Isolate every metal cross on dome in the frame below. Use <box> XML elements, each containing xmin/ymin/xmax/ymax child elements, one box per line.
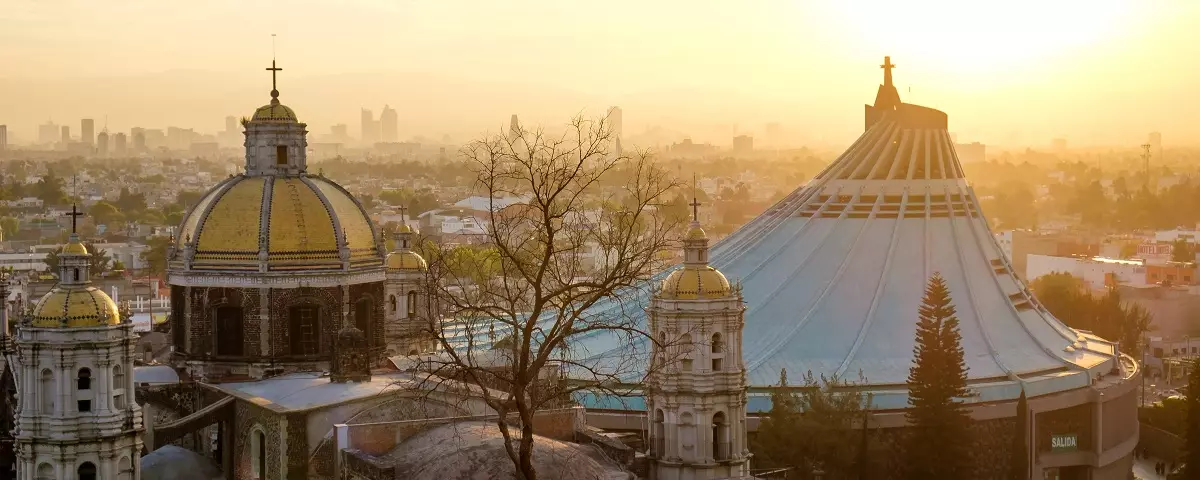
<box><xmin>880</xmin><ymin>56</ymin><xmax>896</xmax><ymax>87</ymax></box>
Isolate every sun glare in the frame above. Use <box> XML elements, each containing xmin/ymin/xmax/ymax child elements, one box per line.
<box><xmin>824</xmin><ymin>0</ymin><xmax>1131</xmax><ymax>77</ymax></box>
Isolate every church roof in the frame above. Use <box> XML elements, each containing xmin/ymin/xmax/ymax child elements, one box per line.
<box><xmin>366</xmin><ymin>421</ymin><xmax>631</xmax><ymax>480</ymax></box>
<box><xmin>464</xmin><ymin>58</ymin><xmax>1122</xmax><ymax>411</ymax></box>
<box><xmin>209</xmin><ymin>371</ymin><xmax>423</xmax><ymax>413</ymax></box>
<box><xmin>251</xmin><ymin>102</ymin><xmax>297</xmax><ymax>122</ymax></box>
<box><xmin>174</xmin><ymin>174</ymin><xmax>381</xmax><ymax>271</ymax></box>
<box><xmin>30</xmin><ymin>285</ymin><xmax>120</xmax><ymax>328</ymax></box>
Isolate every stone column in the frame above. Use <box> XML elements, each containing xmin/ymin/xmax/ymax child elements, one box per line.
<box><xmin>183</xmin><ymin>286</ymin><xmax>192</xmax><ymax>354</ymax></box>
<box><xmin>259</xmin><ymin>288</ymin><xmax>270</xmax><ymax>357</ymax></box>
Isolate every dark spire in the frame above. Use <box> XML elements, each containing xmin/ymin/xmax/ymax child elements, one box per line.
<box><xmin>690</xmin><ymin>174</ymin><xmax>701</xmax><ymax>222</ymax></box>
<box><xmin>266</xmin><ymin>59</ymin><xmax>282</xmax><ymax>105</ymax></box>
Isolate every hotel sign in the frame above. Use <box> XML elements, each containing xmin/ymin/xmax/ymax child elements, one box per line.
<box><xmin>1051</xmin><ymin>434</ymin><xmax>1078</xmax><ymax>452</ymax></box>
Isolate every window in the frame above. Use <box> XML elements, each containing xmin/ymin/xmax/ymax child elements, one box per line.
<box><xmin>681</xmin><ymin>358</ymin><xmax>693</xmax><ymax>371</ymax></box>
<box><xmin>78</xmin><ymin>462</ymin><xmax>97</xmax><ymax>480</ymax></box>
<box><xmin>712</xmin><ymin>357</ymin><xmax>723</xmax><ymax>372</ymax></box>
<box><xmin>288</xmin><ymin>305</ymin><xmax>320</xmax><ymax>356</ymax></box>
<box><xmin>113</xmin><ymin>365</ymin><xmax>125</xmax><ymax>391</ymax></box>
<box><xmin>73</xmin><ymin>268</ymin><xmax>80</xmax><ymax>282</ymax></box>
<box><xmin>78</xmin><ymin>399</ymin><xmax>91</xmax><ymax>412</ymax></box>
<box><xmin>389</xmin><ymin>294</ymin><xmax>397</xmax><ymax>313</ymax></box>
<box><xmin>713</xmin><ymin>412</ymin><xmax>729</xmax><ymax>461</ymax></box>
<box><xmin>77</xmin><ymin>368</ymin><xmax>91</xmax><ymax>390</ymax></box>
<box><xmin>407</xmin><ymin>291</ymin><xmax>418</xmax><ymax>318</ymax></box>
<box><xmin>113</xmin><ymin>365</ymin><xmax>127</xmax><ymax>409</ymax></box>
<box><xmin>36</xmin><ymin>464</ymin><xmax>54</xmax><ymax>480</ymax></box>
<box><xmin>711</xmin><ymin>333</ymin><xmax>723</xmax><ymax>353</ymax></box>
<box><xmin>39</xmin><ymin>369</ymin><xmax>54</xmax><ymax>414</ymax></box>
<box><xmin>276</xmin><ymin>145</ymin><xmax>288</xmax><ymax>165</ymax></box>
<box><xmin>251</xmin><ymin>429</ymin><xmax>267</xmax><ymax>479</ymax></box>
<box><xmin>215</xmin><ymin>306</ymin><xmax>245</xmax><ymax>356</ymax></box>
<box><xmin>117</xmin><ymin>456</ymin><xmax>133</xmax><ymax>480</ymax></box>
<box><xmin>653</xmin><ymin>409</ymin><xmax>665</xmax><ymax>458</ymax></box>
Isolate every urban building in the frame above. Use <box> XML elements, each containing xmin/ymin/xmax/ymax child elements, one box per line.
<box><xmin>60</xmin><ymin>126</ymin><xmax>70</xmax><ymax>146</ymax></box>
<box><xmin>9</xmin><ymin>216</ymin><xmax>144</xmax><ymax>480</ymax></box>
<box><xmin>38</xmin><ymin>122</ymin><xmax>59</xmax><ymax>145</ymax></box>
<box><xmin>608</xmin><ymin>106</ymin><xmax>623</xmax><ymax>138</ymax></box>
<box><xmin>732</xmin><ymin>134</ymin><xmax>753</xmax><ymax>154</ymax></box>
<box><xmin>646</xmin><ymin>212</ymin><xmax>750</xmax><ymax>480</ymax></box>
<box><xmin>96</xmin><ymin>131</ymin><xmax>109</xmax><ymax>157</ymax></box>
<box><xmin>360</xmin><ymin>108</ymin><xmax>378</xmax><ymax>145</ymax></box>
<box><xmin>113</xmin><ymin>132</ymin><xmax>127</xmax><ymax>156</ymax></box>
<box><xmin>562</xmin><ymin>58</ymin><xmax>1139</xmax><ymax>480</ymax></box>
<box><xmin>380</xmin><ymin>104</ymin><xmax>398</xmax><ymax>142</ymax></box>
<box><xmin>0</xmin><ymin>125</ymin><xmax>6</xmax><ymax>151</ymax></box>
<box><xmin>955</xmin><ymin>141</ymin><xmax>986</xmax><ymax>163</ymax></box>
<box><xmin>81</xmin><ymin>118</ymin><xmax>95</xmax><ymax>146</ymax></box>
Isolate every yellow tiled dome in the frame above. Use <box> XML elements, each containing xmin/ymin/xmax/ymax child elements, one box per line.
<box><xmin>685</xmin><ymin>224</ymin><xmax>708</xmax><ymax>241</ymax></box>
<box><xmin>176</xmin><ymin>174</ymin><xmax>381</xmax><ymax>271</ymax></box>
<box><xmin>386</xmin><ymin>250</ymin><xmax>427</xmax><ymax>271</ymax></box>
<box><xmin>660</xmin><ymin>266</ymin><xmax>731</xmax><ymax>299</ymax></box>
<box><xmin>252</xmin><ymin>103</ymin><xmax>297</xmax><ymax>122</ymax></box>
<box><xmin>31</xmin><ymin>286</ymin><xmax>121</xmax><ymax>328</ymax></box>
<box><xmin>61</xmin><ymin>240</ymin><xmax>88</xmax><ymax>255</ymax></box>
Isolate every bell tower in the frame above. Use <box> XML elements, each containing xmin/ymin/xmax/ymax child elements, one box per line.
<box><xmin>11</xmin><ymin>204</ymin><xmax>143</xmax><ymax>480</ymax></box>
<box><xmin>646</xmin><ymin>199</ymin><xmax>750</xmax><ymax>480</ymax></box>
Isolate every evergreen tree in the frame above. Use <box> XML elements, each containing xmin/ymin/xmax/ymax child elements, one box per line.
<box><xmin>904</xmin><ymin>273</ymin><xmax>973</xmax><ymax>480</ymax></box>
<box><xmin>752</xmin><ymin>369</ymin><xmax>801</xmax><ymax>471</ymax></box>
<box><xmin>1010</xmin><ymin>389</ymin><xmax>1028</xmax><ymax>480</ymax></box>
<box><xmin>1185</xmin><ymin>359</ymin><xmax>1200</xmax><ymax>478</ymax></box>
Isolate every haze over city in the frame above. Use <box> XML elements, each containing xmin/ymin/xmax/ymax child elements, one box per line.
<box><xmin>3</xmin><ymin>2</ymin><xmax>1200</xmax><ymax>479</ymax></box>
<box><xmin>2</xmin><ymin>0</ymin><xmax>1196</xmax><ymax>147</ymax></box>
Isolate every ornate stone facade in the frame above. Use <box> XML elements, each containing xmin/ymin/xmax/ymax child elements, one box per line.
<box><xmin>10</xmin><ymin>233</ymin><xmax>144</xmax><ymax>480</ymax></box>
<box><xmin>646</xmin><ymin>218</ymin><xmax>750</xmax><ymax>480</ymax></box>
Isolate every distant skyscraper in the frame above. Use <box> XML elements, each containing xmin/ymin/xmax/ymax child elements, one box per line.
<box><xmin>39</xmin><ymin>122</ymin><xmax>59</xmax><ymax>144</ymax></box>
<box><xmin>96</xmin><ymin>131</ymin><xmax>109</xmax><ymax>157</ymax></box>
<box><xmin>60</xmin><ymin>126</ymin><xmax>70</xmax><ymax>145</ymax></box>
<box><xmin>509</xmin><ymin>114</ymin><xmax>520</xmax><ymax>140</ymax></box>
<box><xmin>131</xmin><ymin>128</ymin><xmax>146</xmax><ymax>152</ymax></box>
<box><xmin>608</xmin><ymin>106</ymin><xmax>623</xmax><ymax>138</ymax></box>
<box><xmin>380</xmin><ymin>105</ymin><xmax>398</xmax><ymax>142</ymax></box>
<box><xmin>361</xmin><ymin>108</ymin><xmax>379</xmax><ymax>145</ymax></box>
<box><xmin>226</xmin><ymin>115</ymin><xmax>238</xmax><ymax>133</ymax></box>
<box><xmin>732</xmin><ymin>134</ymin><xmax>753</xmax><ymax>154</ymax></box>
<box><xmin>114</xmin><ymin>132</ymin><xmax>127</xmax><ymax>156</ymax></box>
<box><xmin>0</xmin><ymin>125</ymin><xmax>6</xmax><ymax>151</ymax></box>
<box><xmin>81</xmin><ymin>118</ymin><xmax>94</xmax><ymax>146</ymax></box>
<box><xmin>1149</xmin><ymin>131</ymin><xmax>1162</xmax><ymax>160</ymax></box>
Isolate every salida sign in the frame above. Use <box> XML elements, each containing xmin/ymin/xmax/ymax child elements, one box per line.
<box><xmin>1051</xmin><ymin>434</ymin><xmax>1078</xmax><ymax>452</ymax></box>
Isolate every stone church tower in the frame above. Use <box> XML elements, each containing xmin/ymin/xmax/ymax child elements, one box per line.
<box><xmin>646</xmin><ymin>207</ymin><xmax>750</xmax><ymax>480</ymax></box>
<box><xmin>11</xmin><ymin>211</ymin><xmax>143</xmax><ymax>480</ymax></box>
<box><xmin>383</xmin><ymin>218</ymin><xmax>434</xmax><ymax>355</ymax></box>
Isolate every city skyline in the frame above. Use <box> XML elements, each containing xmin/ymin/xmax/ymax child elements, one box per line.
<box><xmin>1</xmin><ymin>1</ymin><xmax>1196</xmax><ymax>148</ymax></box>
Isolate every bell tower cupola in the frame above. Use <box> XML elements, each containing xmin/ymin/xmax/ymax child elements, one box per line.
<box><xmin>243</xmin><ymin>58</ymin><xmax>308</xmax><ymax>176</ymax></box>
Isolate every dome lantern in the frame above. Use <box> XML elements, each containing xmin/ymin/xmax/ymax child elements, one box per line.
<box><xmin>243</xmin><ymin>58</ymin><xmax>308</xmax><ymax>177</ymax></box>
<box><xmin>30</xmin><ymin>202</ymin><xmax>121</xmax><ymax>328</ymax></box>
<box><xmin>660</xmin><ymin>194</ymin><xmax>730</xmax><ymax>300</ymax></box>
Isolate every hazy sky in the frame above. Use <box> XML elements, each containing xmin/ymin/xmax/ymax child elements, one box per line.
<box><xmin>2</xmin><ymin>0</ymin><xmax>1197</xmax><ymax>147</ymax></box>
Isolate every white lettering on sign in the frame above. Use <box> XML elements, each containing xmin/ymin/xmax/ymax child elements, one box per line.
<box><xmin>1051</xmin><ymin>435</ymin><xmax>1077</xmax><ymax>450</ymax></box>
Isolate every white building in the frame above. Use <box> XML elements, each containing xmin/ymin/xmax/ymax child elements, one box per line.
<box><xmin>11</xmin><ymin>226</ymin><xmax>143</xmax><ymax>480</ymax></box>
<box><xmin>382</xmin><ymin>223</ymin><xmax>435</xmax><ymax>356</ymax></box>
<box><xmin>1026</xmin><ymin>254</ymin><xmax>1147</xmax><ymax>291</ymax></box>
<box><xmin>646</xmin><ymin>216</ymin><xmax>750</xmax><ymax>480</ymax></box>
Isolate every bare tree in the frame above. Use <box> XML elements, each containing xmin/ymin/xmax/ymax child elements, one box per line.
<box><xmin>415</xmin><ymin>114</ymin><xmax>681</xmax><ymax>479</ymax></box>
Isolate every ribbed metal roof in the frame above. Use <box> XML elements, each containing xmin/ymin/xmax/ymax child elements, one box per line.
<box><xmin>460</xmin><ymin>60</ymin><xmax>1121</xmax><ymax>410</ymax></box>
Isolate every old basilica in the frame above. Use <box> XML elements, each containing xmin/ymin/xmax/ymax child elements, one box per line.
<box><xmin>0</xmin><ymin>59</ymin><xmax>755</xmax><ymax>480</ymax></box>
